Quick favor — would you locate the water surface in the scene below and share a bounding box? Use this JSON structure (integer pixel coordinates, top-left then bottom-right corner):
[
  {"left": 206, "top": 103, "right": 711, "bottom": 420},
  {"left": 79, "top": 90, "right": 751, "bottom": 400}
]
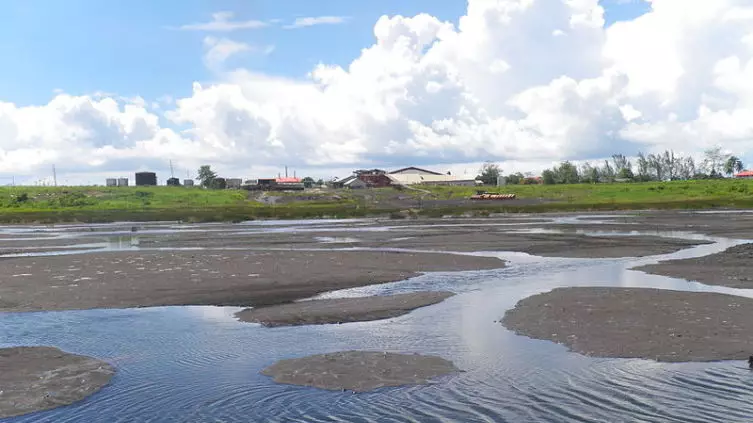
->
[{"left": 2, "top": 218, "right": 753, "bottom": 422}]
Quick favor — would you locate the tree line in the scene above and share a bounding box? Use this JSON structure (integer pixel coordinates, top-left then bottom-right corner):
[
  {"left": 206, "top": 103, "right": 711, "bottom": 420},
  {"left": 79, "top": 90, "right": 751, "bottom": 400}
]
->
[{"left": 478, "top": 147, "right": 745, "bottom": 185}]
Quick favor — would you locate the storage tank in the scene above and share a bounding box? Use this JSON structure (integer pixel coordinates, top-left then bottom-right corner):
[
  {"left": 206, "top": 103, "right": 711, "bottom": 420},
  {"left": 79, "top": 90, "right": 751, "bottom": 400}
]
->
[
  {"left": 117, "top": 178, "right": 129, "bottom": 187},
  {"left": 135, "top": 172, "right": 157, "bottom": 186},
  {"left": 106, "top": 178, "right": 117, "bottom": 187}
]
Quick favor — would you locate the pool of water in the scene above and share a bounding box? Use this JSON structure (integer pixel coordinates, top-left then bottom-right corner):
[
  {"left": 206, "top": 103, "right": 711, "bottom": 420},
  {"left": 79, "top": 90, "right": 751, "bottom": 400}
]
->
[{"left": 2, "top": 220, "right": 753, "bottom": 422}]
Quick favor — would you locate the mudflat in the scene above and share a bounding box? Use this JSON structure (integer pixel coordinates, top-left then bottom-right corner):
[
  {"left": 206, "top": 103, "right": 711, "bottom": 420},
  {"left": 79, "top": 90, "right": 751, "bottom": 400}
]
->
[
  {"left": 0, "top": 346, "right": 115, "bottom": 418},
  {"left": 361, "top": 232, "right": 710, "bottom": 257},
  {"left": 236, "top": 291, "right": 455, "bottom": 326},
  {"left": 0, "top": 251, "right": 502, "bottom": 312},
  {"left": 502, "top": 287, "right": 753, "bottom": 362},
  {"left": 262, "top": 351, "right": 459, "bottom": 392},
  {"left": 634, "top": 243, "right": 753, "bottom": 289}
]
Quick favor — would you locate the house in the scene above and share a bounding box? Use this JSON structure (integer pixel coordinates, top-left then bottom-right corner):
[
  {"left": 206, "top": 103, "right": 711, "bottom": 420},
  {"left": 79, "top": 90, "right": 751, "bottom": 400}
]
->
[
  {"left": 355, "top": 169, "right": 392, "bottom": 187},
  {"left": 735, "top": 170, "right": 753, "bottom": 179}
]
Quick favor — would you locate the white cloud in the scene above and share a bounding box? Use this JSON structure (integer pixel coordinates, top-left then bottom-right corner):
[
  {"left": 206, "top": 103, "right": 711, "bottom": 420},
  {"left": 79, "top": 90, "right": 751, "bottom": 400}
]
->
[
  {"left": 202, "top": 37, "right": 252, "bottom": 69},
  {"left": 174, "top": 11, "right": 268, "bottom": 31},
  {"left": 2, "top": 0, "right": 753, "bottom": 184},
  {"left": 283, "top": 16, "right": 349, "bottom": 29}
]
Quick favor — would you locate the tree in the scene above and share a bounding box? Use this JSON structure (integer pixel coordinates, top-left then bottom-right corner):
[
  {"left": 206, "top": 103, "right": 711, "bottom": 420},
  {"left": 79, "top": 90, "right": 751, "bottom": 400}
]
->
[
  {"left": 702, "top": 146, "right": 726, "bottom": 176},
  {"left": 197, "top": 165, "right": 217, "bottom": 188},
  {"left": 541, "top": 169, "right": 556, "bottom": 185},
  {"left": 553, "top": 161, "right": 580, "bottom": 184},
  {"left": 301, "top": 177, "right": 315, "bottom": 188},
  {"left": 478, "top": 162, "right": 502, "bottom": 185},
  {"left": 580, "top": 162, "right": 599, "bottom": 183},
  {"left": 505, "top": 172, "right": 524, "bottom": 185},
  {"left": 636, "top": 152, "right": 651, "bottom": 181},
  {"left": 210, "top": 177, "right": 227, "bottom": 190},
  {"left": 600, "top": 160, "right": 615, "bottom": 183},
  {"left": 724, "top": 156, "right": 744, "bottom": 177},
  {"left": 661, "top": 150, "right": 677, "bottom": 180},
  {"left": 612, "top": 154, "right": 631, "bottom": 176},
  {"left": 679, "top": 156, "right": 696, "bottom": 180}
]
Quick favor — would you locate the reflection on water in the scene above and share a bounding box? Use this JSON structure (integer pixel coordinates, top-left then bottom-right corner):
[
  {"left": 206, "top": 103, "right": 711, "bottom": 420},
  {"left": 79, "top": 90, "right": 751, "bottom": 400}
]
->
[{"left": 2, "top": 218, "right": 753, "bottom": 422}]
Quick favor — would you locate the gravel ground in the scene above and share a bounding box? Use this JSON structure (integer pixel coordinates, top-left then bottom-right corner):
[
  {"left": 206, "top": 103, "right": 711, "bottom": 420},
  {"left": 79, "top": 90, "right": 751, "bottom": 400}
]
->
[{"left": 502, "top": 287, "right": 753, "bottom": 362}]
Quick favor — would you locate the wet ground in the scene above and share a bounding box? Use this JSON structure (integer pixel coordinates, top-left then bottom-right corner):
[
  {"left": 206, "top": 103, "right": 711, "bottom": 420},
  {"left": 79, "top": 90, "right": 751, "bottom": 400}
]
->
[{"left": 2, "top": 211, "right": 753, "bottom": 422}]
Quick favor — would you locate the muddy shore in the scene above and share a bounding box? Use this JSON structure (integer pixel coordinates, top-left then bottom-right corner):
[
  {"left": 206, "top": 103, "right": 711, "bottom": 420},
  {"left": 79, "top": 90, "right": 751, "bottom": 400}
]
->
[
  {"left": 0, "top": 250, "right": 502, "bottom": 313},
  {"left": 262, "top": 351, "right": 459, "bottom": 392},
  {"left": 0, "top": 347, "right": 114, "bottom": 418},
  {"left": 502, "top": 287, "right": 753, "bottom": 362},
  {"left": 236, "top": 291, "right": 455, "bottom": 326},
  {"left": 634, "top": 243, "right": 753, "bottom": 289}
]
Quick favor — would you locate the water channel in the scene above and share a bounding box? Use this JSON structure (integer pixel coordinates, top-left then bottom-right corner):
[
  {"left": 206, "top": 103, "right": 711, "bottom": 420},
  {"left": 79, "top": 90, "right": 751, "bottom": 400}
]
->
[{"left": 1, "top": 216, "right": 752, "bottom": 422}]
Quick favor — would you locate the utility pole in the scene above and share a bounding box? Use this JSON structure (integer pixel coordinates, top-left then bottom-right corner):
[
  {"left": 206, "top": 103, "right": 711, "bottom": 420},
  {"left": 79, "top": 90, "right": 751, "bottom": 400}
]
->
[
  {"left": 285, "top": 165, "right": 288, "bottom": 178},
  {"left": 169, "top": 160, "right": 175, "bottom": 178},
  {"left": 52, "top": 164, "right": 57, "bottom": 186}
]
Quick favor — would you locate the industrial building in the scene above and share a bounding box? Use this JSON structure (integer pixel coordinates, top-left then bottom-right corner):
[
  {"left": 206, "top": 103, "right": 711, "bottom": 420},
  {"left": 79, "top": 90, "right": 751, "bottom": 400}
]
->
[
  {"left": 106, "top": 178, "right": 130, "bottom": 187},
  {"left": 183, "top": 179, "right": 195, "bottom": 187},
  {"left": 388, "top": 167, "right": 478, "bottom": 186},
  {"left": 135, "top": 172, "right": 157, "bottom": 186},
  {"left": 166, "top": 177, "right": 180, "bottom": 186},
  {"left": 246, "top": 177, "right": 304, "bottom": 191}
]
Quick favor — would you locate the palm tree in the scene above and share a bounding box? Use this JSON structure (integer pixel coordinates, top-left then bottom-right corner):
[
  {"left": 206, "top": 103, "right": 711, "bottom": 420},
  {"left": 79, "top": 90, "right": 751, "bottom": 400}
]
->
[{"left": 724, "top": 156, "right": 744, "bottom": 177}]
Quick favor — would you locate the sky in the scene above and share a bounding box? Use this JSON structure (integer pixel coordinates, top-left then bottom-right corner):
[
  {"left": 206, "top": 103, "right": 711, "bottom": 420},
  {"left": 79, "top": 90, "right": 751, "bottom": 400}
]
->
[{"left": 0, "top": 0, "right": 750, "bottom": 185}]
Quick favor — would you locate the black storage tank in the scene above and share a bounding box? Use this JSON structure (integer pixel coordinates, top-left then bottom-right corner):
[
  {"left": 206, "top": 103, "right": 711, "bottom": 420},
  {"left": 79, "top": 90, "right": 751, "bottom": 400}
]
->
[{"left": 135, "top": 172, "right": 157, "bottom": 186}]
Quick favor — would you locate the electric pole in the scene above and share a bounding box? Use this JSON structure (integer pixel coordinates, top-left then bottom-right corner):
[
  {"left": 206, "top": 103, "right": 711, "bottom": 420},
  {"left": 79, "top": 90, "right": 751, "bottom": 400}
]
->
[{"left": 52, "top": 164, "right": 57, "bottom": 186}]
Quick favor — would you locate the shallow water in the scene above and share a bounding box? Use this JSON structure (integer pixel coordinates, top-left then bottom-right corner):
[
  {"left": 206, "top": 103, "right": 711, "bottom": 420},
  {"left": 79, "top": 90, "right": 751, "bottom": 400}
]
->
[{"left": 2, "top": 218, "right": 753, "bottom": 422}]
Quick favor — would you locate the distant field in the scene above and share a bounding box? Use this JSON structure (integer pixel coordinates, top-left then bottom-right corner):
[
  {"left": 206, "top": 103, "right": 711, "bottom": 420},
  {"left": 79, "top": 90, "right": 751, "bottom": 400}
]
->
[{"left": 0, "top": 179, "right": 751, "bottom": 223}]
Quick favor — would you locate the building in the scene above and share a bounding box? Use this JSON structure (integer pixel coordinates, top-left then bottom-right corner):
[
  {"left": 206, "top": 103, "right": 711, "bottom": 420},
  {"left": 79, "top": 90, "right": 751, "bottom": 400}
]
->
[
  {"left": 166, "top": 177, "right": 181, "bottom": 186},
  {"left": 226, "top": 178, "right": 243, "bottom": 189},
  {"left": 735, "top": 170, "right": 753, "bottom": 179},
  {"left": 387, "top": 166, "right": 477, "bottom": 186},
  {"left": 135, "top": 172, "right": 157, "bottom": 186},
  {"left": 183, "top": 179, "right": 195, "bottom": 187},
  {"left": 355, "top": 169, "right": 392, "bottom": 187},
  {"left": 105, "top": 178, "right": 117, "bottom": 187},
  {"left": 389, "top": 167, "right": 444, "bottom": 176},
  {"left": 117, "top": 178, "right": 129, "bottom": 187},
  {"left": 342, "top": 176, "right": 367, "bottom": 189}
]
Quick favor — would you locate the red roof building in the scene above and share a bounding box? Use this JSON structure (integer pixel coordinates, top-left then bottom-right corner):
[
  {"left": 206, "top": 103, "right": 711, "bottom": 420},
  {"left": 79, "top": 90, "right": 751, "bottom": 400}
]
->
[
  {"left": 735, "top": 171, "right": 753, "bottom": 178},
  {"left": 275, "top": 177, "right": 302, "bottom": 183}
]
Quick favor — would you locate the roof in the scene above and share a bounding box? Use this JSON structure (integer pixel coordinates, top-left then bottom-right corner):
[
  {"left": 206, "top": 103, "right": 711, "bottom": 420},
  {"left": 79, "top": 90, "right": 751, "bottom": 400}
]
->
[
  {"left": 344, "top": 177, "right": 366, "bottom": 186},
  {"left": 276, "top": 177, "right": 302, "bottom": 183},
  {"left": 736, "top": 170, "right": 753, "bottom": 177},
  {"left": 337, "top": 175, "right": 357, "bottom": 184},
  {"left": 389, "top": 167, "right": 443, "bottom": 176}
]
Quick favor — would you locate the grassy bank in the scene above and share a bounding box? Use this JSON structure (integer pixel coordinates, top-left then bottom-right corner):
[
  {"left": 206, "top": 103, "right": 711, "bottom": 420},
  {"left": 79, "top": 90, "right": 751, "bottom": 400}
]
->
[
  {"left": 0, "top": 179, "right": 751, "bottom": 223},
  {"left": 421, "top": 179, "right": 753, "bottom": 204}
]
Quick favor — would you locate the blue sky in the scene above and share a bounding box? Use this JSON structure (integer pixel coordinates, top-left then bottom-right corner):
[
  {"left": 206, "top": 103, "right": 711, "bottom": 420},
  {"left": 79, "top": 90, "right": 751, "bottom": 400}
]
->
[{"left": 0, "top": 0, "right": 650, "bottom": 106}]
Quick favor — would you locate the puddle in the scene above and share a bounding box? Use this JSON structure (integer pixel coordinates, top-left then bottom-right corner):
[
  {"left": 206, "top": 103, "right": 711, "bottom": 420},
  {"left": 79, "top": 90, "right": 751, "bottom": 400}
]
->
[{"left": 2, "top": 219, "right": 753, "bottom": 422}]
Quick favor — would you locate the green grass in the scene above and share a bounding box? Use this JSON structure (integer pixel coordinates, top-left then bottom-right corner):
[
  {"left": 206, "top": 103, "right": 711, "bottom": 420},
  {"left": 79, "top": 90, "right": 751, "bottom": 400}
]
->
[
  {"left": 0, "top": 179, "right": 751, "bottom": 223},
  {"left": 420, "top": 179, "right": 753, "bottom": 205}
]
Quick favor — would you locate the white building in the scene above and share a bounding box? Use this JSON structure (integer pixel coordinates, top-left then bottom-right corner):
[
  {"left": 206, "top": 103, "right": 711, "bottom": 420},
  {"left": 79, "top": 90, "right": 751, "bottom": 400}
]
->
[{"left": 388, "top": 167, "right": 478, "bottom": 186}]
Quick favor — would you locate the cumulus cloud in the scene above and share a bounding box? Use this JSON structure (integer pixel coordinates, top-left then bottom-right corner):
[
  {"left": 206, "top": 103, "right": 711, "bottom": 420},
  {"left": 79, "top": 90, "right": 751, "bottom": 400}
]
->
[
  {"left": 283, "top": 16, "right": 349, "bottom": 29},
  {"left": 2, "top": 0, "right": 753, "bottom": 184},
  {"left": 174, "top": 11, "right": 268, "bottom": 31}
]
